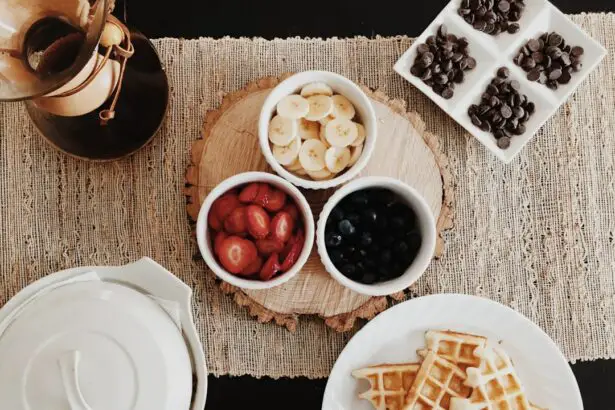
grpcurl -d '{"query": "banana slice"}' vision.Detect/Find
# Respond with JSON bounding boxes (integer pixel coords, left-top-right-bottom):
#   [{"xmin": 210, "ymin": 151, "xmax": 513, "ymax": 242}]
[
  {"xmin": 331, "ymin": 95, "xmax": 356, "ymax": 120},
  {"xmin": 325, "ymin": 118, "xmax": 358, "ymax": 148},
  {"xmin": 325, "ymin": 147, "xmax": 351, "ymax": 173},
  {"xmin": 294, "ymin": 168, "xmax": 308, "ymax": 176},
  {"xmin": 351, "ymin": 122, "xmax": 366, "ymax": 147},
  {"xmin": 300, "ymin": 82, "xmax": 333, "ymax": 98},
  {"xmin": 298, "ymin": 118, "xmax": 320, "ymax": 140},
  {"xmin": 298, "ymin": 139, "xmax": 327, "ymax": 172},
  {"xmin": 319, "ymin": 114, "xmax": 335, "ymax": 126},
  {"xmin": 319, "ymin": 126, "xmax": 331, "ymax": 148},
  {"xmin": 304, "ymin": 95, "xmax": 333, "ymax": 121},
  {"xmin": 307, "ymin": 168, "xmax": 333, "ymax": 181},
  {"xmin": 276, "ymin": 95, "xmax": 310, "ymax": 119},
  {"xmin": 285, "ymin": 157, "xmax": 304, "ymax": 172},
  {"xmin": 269, "ymin": 115, "xmax": 298, "ymax": 146},
  {"xmin": 348, "ymin": 144, "xmax": 363, "ymax": 167},
  {"xmin": 273, "ymin": 136, "xmax": 301, "ymax": 166}
]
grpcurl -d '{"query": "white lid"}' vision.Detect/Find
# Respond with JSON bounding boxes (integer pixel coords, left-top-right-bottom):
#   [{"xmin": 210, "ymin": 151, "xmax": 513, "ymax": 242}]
[{"xmin": 0, "ymin": 275, "xmax": 193, "ymax": 410}]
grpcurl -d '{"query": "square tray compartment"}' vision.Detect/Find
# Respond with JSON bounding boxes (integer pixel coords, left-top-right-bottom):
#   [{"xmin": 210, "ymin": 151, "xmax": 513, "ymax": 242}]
[{"xmin": 394, "ymin": 0, "xmax": 607, "ymax": 163}]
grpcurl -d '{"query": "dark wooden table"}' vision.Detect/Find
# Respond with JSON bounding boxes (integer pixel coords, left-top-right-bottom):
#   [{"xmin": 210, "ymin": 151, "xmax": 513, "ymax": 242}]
[{"xmin": 122, "ymin": 1, "xmax": 614, "ymax": 408}]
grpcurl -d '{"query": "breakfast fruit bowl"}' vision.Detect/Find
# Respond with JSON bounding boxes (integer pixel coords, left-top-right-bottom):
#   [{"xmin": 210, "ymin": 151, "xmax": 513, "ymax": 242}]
[
  {"xmin": 196, "ymin": 172, "xmax": 315, "ymax": 290},
  {"xmin": 317, "ymin": 177, "xmax": 437, "ymax": 297},
  {"xmin": 259, "ymin": 71, "xmax": 377, "ymax": 190}
]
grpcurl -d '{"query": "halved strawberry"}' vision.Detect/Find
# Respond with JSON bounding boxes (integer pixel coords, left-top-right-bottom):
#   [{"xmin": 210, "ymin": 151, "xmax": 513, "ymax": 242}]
[
  {"xmin": 264, "ymin": 189, "xmax": 286, "ymax": 212},
  {"xmin": 239, "ymin": 255, "xmax": 263, "ymax": 276},
  {"xmin": 280, "ymin": 229, "xmax": 305, "ymax": 271},
  {"xmin": 224, "ymin": 206, "xmax": 247, "ymax": 234},
  {"xmin": 212, "ymin": 193, "xmax": 241, "ymax": 222},
  {"xmin": 208, "ymin": 211, "xmax": 222, "ymax": 231},
  {"xmin": 246, "ymin": 205, "xmax": 270, "ymax": 239},
  {"xmin": 239, "ymin": 183, "xmax": 260, "ymax": 203},
  {"xmin": 213, "ymin": 231, "xmax": 228, "ymax": 256},
  {"xmin": 271, "ymin": 211, "xmax": 294, "ymax": 243},
  {"xmin": 255, "ymin": 237, "xmax": 285, "ymax": 256},
  {"xmin": 282, "ymin": 203, "xmax": 300, "ymax": 221},
  {"xmin": 218, "ymin": 236, "xmax": 257, "ymax": 274},
  {"xmin": 259, "ymin": 252, "xmax": 280, "ymax": 281},
  {"xmin": 254, "ymin": 183, "xmax": 270, "ymax": 207}
]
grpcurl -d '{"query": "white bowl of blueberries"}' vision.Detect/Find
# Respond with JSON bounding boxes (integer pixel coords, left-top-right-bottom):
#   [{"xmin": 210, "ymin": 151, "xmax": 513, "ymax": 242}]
[{"xmin": 316, "ymin": 176, "xmax": 437, "ymax": 296}]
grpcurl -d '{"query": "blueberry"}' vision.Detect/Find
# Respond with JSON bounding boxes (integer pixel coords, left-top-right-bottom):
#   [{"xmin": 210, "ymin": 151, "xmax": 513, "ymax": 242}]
[
  {"xmin": 375, "ymin": 216, "xmax": 388, "ymax": 231},
  {"xmin": 344, "ymin": 245, "xmax": 356, "ymax": 254},
  {"xmin": 341, "ymin": 264, "xmax": 357, "ymax": 278},
  {"xmin": 347, "ymin": 213, "xmax": 361, "ymax": 227},
  {"xmin": 329, "ymin": 249, "xmax": 345, "ymax": 264},
  {"xmin": 382, "ymin": 235, "xmax": 395, "ymax": 247},
  {"xmin": 360, "ymin": 272, "xmax": 377, "ymax": 284},
  {"xmin": 338, "ymin": 219, "xmax": 356, "ymax": 237},
  {"xmin": 406, "ymin": 231, "xmax": 422, "ymax": 251},
  {"xmin": 391, "ymin": 262, "xmax": 406, "ymax": 277},
  {"xmin": 359, "ymin": 232, "xmax": 373, "ymax": 247},
  {"xmin": 380, "ymin": 249, "xmax": 392, "ymax": 265},
  {"xmin": 356, "ymin": 261, "xmax": 366, "ymax": 274},
  {"xmin": 364, "ymin": 258, "xmax": 377, "ymax": 270},
  {"xmin": 330, "ymin": 207, "xmax": 345, "ymax": 221},
  {"xmin": 377, "ymin": 266, "xmax": 389, "ymax": 278},
  {"xmin": 369, "ymin": 243, "xmax": 380, "ymax": 255},
  {"xmin": 394, "ymin": 241, "xmax": 409, "ymax": 257},
  {"xmin": 349, "ymin": 191, "xmax": 369, "ymax": 207},
  {"xmin": 358, "ymin": 249, "xmax": 368, "ymax": 258},
  {"xmin": 325, "ymin": 232, "xmax": 343, "ymax": 248},
  {"xmin": 390, "ymin": 216, "xmax": 406, "ymax": 231},
  {"xmin": 362, "ymin": 209, "xmax": 378, "ymax": 226}
]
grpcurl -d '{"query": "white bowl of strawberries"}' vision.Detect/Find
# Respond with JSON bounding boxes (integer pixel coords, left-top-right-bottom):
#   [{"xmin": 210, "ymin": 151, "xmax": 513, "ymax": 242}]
[{"xmin": 196, "ymin": 172, "xmax": 315, "ymax": 290}]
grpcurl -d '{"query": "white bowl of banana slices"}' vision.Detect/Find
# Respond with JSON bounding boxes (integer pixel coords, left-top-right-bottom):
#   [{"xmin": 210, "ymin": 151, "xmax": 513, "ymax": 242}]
[{"xmin": 259, "ymin": 71, "xmax": 377, "ymax": 190}]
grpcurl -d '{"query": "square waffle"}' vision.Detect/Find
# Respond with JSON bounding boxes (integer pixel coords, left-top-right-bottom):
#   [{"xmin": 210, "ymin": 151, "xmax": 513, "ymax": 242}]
[
  {"xmin": 353, "ymin": 363, "xmax": 421, "ymax": 410},
  {"xmin": 422, "ymin": 330, "xmax": 488, "ymax": 370},
  {"xmin": 403, "ymin": 350, "xmax": 472, "ymax": 410}
]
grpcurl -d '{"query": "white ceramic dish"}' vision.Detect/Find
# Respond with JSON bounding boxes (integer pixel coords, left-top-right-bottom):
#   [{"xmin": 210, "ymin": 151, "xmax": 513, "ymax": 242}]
[
  {"xmin": 316, "ymin": 176, "xmax": 436, "ymax": 296},
  {"xmin": 0, "ymin": 257, "xmax": 207, "ymax": 410},
  {"xmin": 394, "ymin": 0, "xmax": 606, "ymax": 163},
  {"xmin": 196, "ymin": 171, "xmax": 315, "ymax": 290},
  {"xmin": 322, "ymin": 294, "xmax": 582, "ymax": 410},
  {"xmin": 258, "ymin": 71, "xmax": 377, "ymax": 189}
]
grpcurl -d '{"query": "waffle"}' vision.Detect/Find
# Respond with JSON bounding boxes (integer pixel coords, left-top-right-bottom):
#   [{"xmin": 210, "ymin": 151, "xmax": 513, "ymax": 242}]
[
  {"xmin": 449, "ymin": 346, "xmax": 533, "ymax": 410},
  {"xmin": 353, "ymin": 363, "xmax": 421, "ymax": 410},
  {"xmin": 423, "ymin": 330, "xmax": 488, "ymax": 370},
  {"xmin": 403, "ymin": 349, "xmax": 472, "ymax": 410}
]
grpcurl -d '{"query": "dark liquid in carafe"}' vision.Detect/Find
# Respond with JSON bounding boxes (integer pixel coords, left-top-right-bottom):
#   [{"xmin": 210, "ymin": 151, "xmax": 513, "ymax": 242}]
[{"xmin": 22, "ymin": 16, "xmax": 84, "ymax": 76}]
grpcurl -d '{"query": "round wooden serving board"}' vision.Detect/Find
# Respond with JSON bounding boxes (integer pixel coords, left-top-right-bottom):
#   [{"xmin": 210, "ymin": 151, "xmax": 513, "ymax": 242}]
[{"xmin": 185, "ymin": 75, "xmax": 453, "ymax": 332}]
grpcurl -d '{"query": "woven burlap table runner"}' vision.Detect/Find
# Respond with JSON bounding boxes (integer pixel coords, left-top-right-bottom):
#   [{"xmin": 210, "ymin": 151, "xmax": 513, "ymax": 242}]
[{"xmin": 0, "ymin": 13, "xmax": 614, "ymax": 379}]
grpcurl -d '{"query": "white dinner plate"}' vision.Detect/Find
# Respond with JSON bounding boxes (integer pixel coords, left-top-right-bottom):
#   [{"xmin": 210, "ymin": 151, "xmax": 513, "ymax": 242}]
[{"xmin": 322, "ymin": 294, "xmax": 582, "ymax": 410}]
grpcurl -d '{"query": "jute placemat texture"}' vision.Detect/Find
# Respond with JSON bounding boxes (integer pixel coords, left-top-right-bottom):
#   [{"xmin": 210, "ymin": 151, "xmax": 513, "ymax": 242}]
[{"xmin": 0, "ymin": 13, "xmax": 614, "ymax": 379}]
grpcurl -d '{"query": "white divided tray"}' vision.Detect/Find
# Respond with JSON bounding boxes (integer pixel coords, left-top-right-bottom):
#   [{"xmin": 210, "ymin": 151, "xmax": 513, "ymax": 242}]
[{"xmin": 394, "ymin": 0, "xmax": 606, "ymax": 163}]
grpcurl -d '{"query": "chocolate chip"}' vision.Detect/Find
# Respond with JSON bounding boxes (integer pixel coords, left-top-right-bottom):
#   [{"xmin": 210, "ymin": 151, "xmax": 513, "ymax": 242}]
[
  {"xmin": 441, "ymin": 87, "xmax": 454, "ymax": 99},
  {"xmin": 548, "ymin": 33, "xmax": 563, "ymax": 46},
  {"xmin": 510, "ymin": 80, "xmax": 520, "ymax": 91},
  {"xmin": 527, "ymin": 39, "xmax": 541, "ymax": 52},
  {"xmin": 500, "ymin": 104, "xmax": 513, "ymax": 119},
  {"xmin": 417, "ymin": 44, "xmax": 430, "ymax": 54},
  {"xmin": 571, "ymin": 46, "xmax": 585, "ymax": 57},
  {"xmin": 558, "ymin": 70, "xmax": 572, "ymax": 84},
  {"xmin": 548, "ymin": 68, "xmax": 562, "ymax": 80},
  {"xmin": 497, "ymin": 67, "xmax": 510, "ymax": 78},
  {"xmin": 471, "ymin": 114, "xmax": 482, "ymax": 127},
  {"xmin": 497, "ymin": 136, "xmax": 511, "ymax": 149},
  {"xmin": 507, "ymin": 23, "xmax": 520, "ymax": 34},
  {"xmin": 531, "ymin": 51, "xmax": 544, "ymax": 64},
  {"xmin": 497, "ymin": 0, "xmax": 510, "ymax": 12}
]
